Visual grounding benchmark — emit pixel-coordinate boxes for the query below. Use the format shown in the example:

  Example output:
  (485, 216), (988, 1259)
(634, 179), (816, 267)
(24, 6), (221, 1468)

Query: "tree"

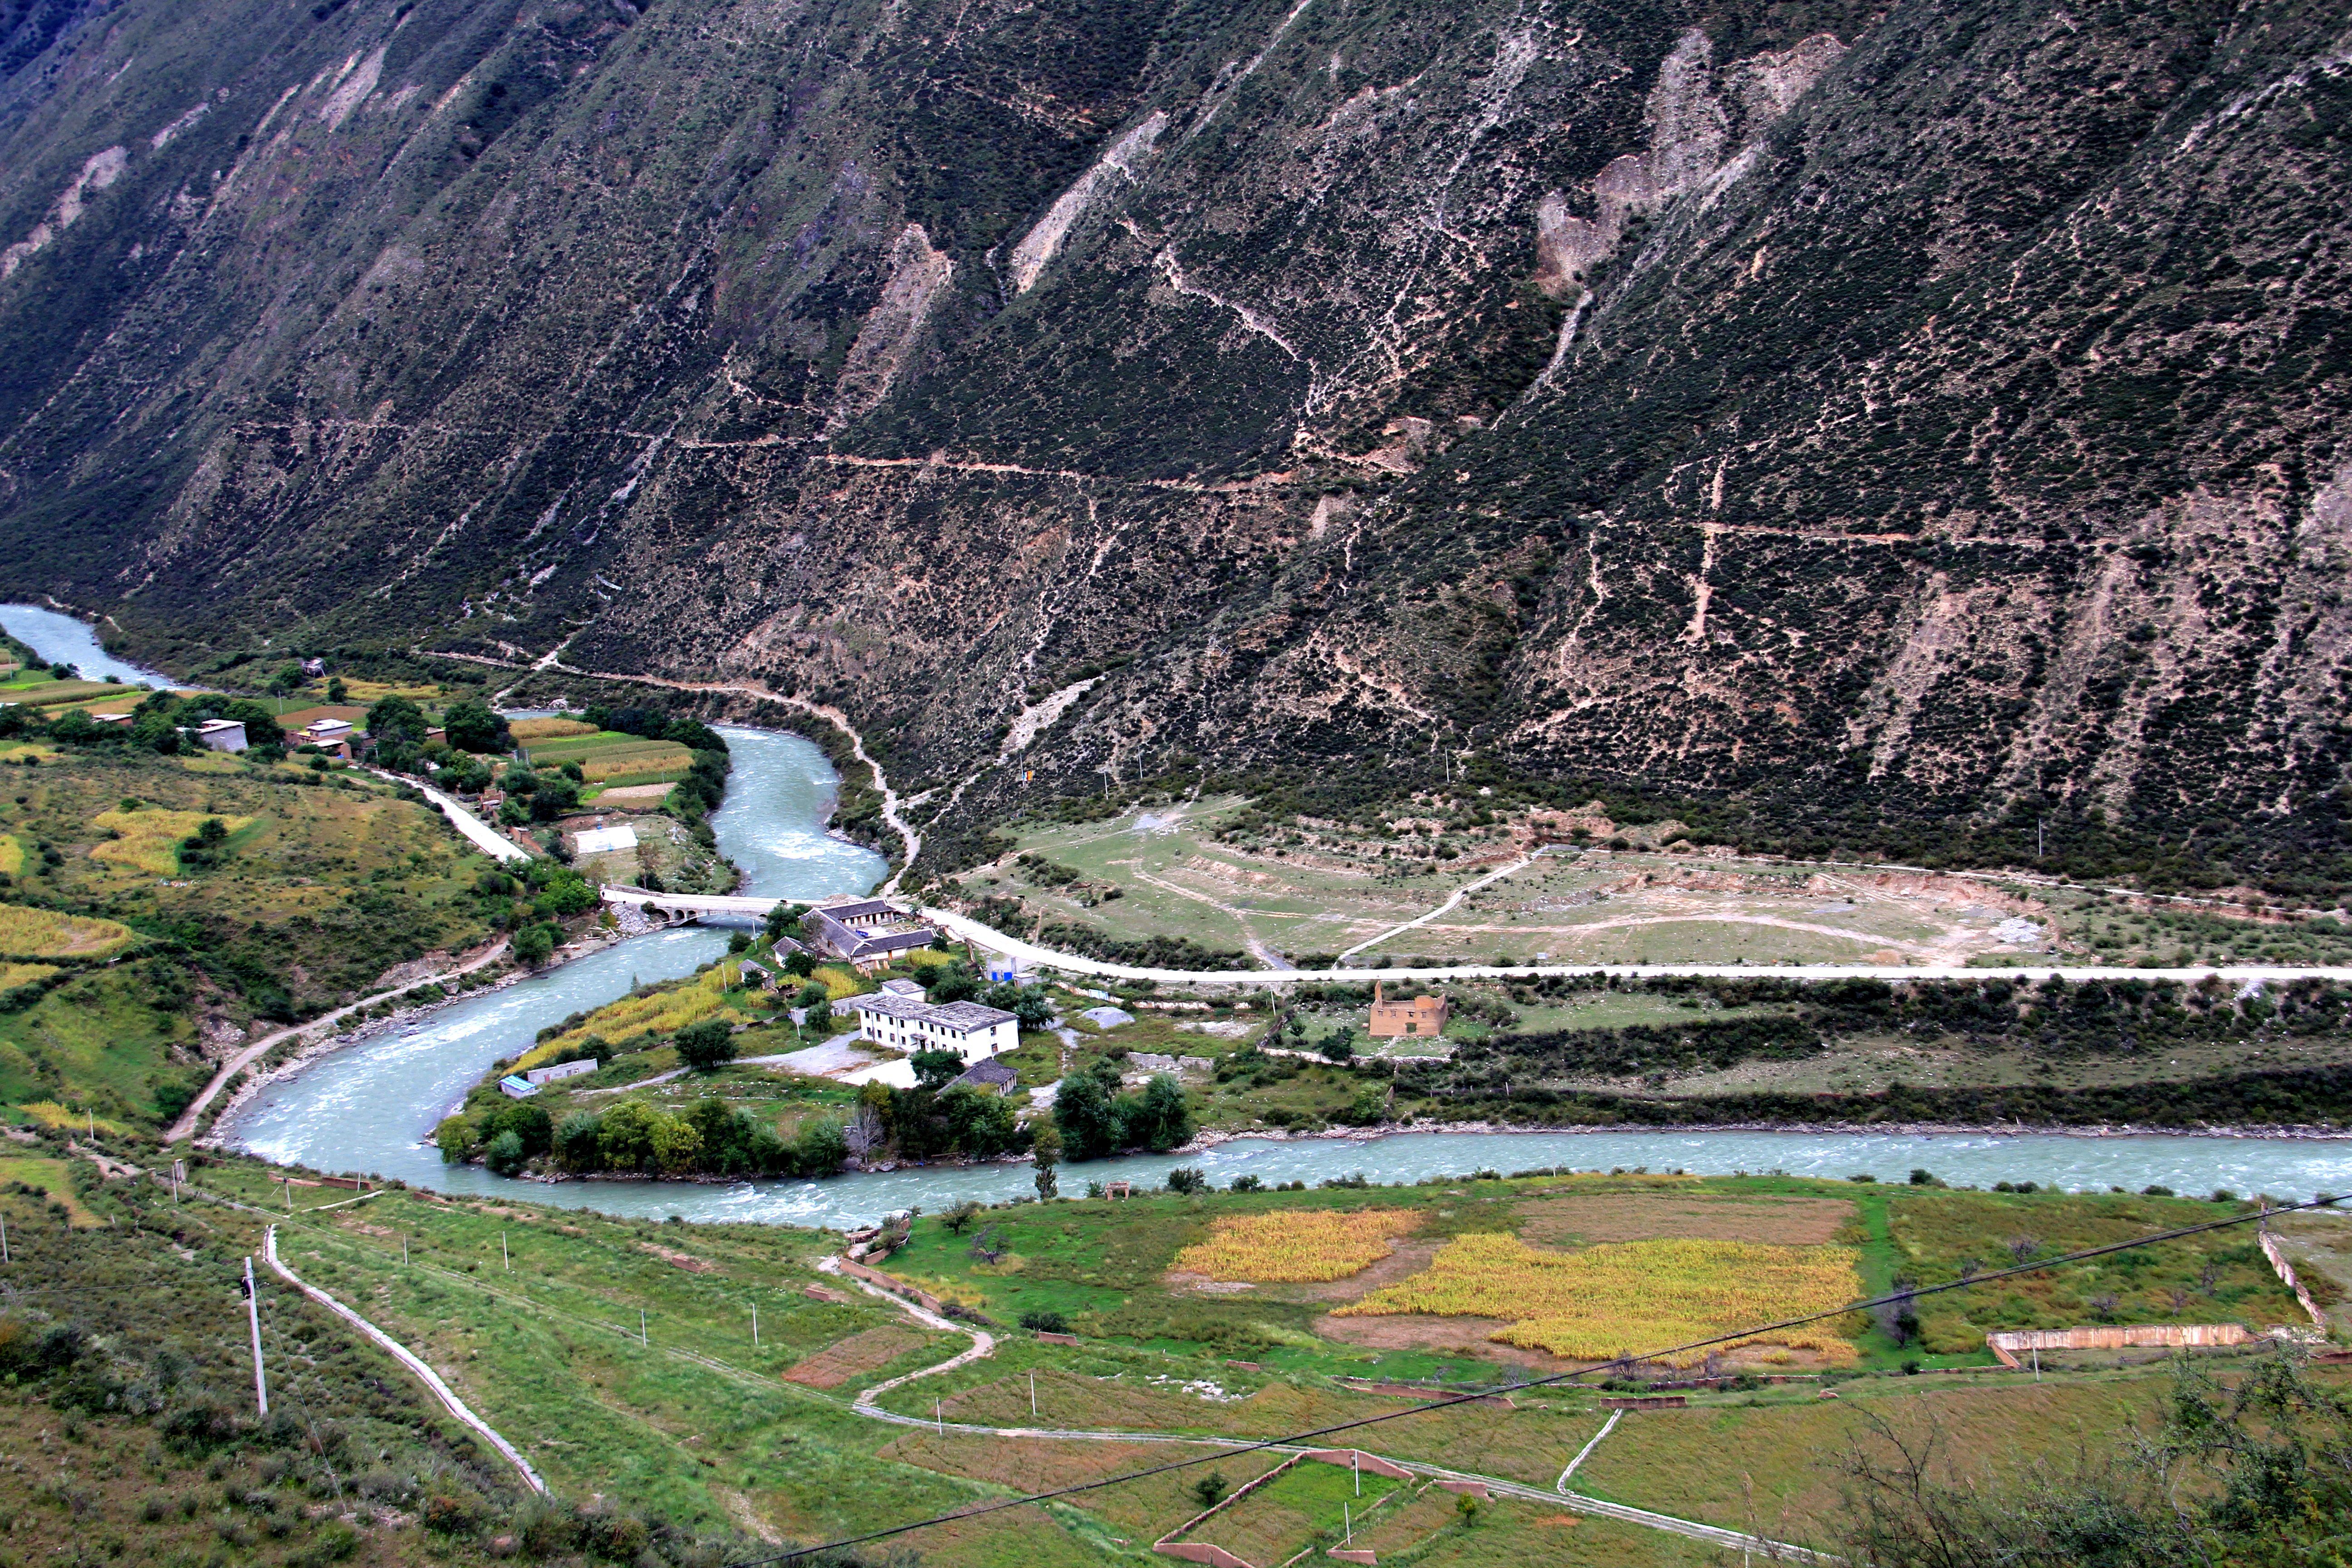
(1166, 1165), (1207, 1194)
(326, 677), (347, 704)
(366, 695), (429, 746)
(1054, 1066), (1125, 1160)
(598, 1100), (660, 1171)
(926, 963), (980, 1003)
(441, 700), (510, 754)
(984, 981), (1054, 1031)
(912, 1049), (965, 1090)
(220, 700), (284, 748)
(1031, 1121), (1061, 1200)
(794, 1117), (848, 1175)
(649, 1115), (701, 1175)
(1320, 1028), (1356, 1064)
(510, 923), (556, 967)
(1192, 1472), (1228, 1509)
(529, 776), (581, 821)
(484, 1130), (528, 1176)
(49, 710), (100, 744)
(764, 903), (808, 943)
(1134, 1073), (1194, 1152)
(674, 1018), (736, 1072)
(554, 1112), (603, 1171)
(793, 982), (832, 1019)
(1019, 1309), (1069, 1334)
(943, 1085), (1025, 1157)
(784, 949), (817, 978)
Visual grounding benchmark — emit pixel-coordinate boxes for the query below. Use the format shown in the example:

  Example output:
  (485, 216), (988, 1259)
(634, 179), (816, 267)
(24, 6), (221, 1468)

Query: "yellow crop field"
(1335, 1234), (1862, 1367)
(0, 903), (135, 958)
(813, 963), (867, 1000)
(510, 717), (599, 740)
(515, 959), (755, 1072)
(0, 835), (20, 875)
(581, 747), (693, 782)
(0, 962), (59, 990)
(90, 807), (255, 874)
(1174, 1209), (1421, 1282)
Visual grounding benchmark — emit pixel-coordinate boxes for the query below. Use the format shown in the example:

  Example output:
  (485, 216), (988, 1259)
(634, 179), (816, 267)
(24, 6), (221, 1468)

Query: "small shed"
(950, 1057), (1020, 1096)
(983, 954), (1022, 985)
(498, 1075), (539, 1099)
(195, 719), (247, 753)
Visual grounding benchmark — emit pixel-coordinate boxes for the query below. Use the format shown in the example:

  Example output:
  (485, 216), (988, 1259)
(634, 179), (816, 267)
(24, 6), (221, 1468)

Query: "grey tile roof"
(844, 994), (1015, 1033)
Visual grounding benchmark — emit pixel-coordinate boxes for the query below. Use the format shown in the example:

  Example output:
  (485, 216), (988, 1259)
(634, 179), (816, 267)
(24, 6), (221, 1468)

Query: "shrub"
(1019, 1310), (1069, 1334)
(673, 1018), (736, 1072)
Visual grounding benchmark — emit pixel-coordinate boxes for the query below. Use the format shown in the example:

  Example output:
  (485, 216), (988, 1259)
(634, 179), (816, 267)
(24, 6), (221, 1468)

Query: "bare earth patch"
(1512, 1193), (1855, 1247)
(1311, 1311), (1575, 1370)
(1292, 1238), (1441, 1303)
(780, 1326), (929, 1388)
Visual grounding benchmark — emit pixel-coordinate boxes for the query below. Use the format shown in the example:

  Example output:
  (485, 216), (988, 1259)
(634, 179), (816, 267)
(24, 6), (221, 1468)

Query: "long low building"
(802, 902), (940, 973)
(843, 980), (1017, 1062)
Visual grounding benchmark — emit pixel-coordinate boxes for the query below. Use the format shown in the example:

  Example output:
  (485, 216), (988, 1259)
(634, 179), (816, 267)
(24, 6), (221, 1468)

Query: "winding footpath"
(167, 939), (510, 1143)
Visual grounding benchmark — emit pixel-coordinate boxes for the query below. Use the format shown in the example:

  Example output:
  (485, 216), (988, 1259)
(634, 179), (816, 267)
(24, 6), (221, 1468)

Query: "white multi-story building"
(843, 978), (1018, 1063)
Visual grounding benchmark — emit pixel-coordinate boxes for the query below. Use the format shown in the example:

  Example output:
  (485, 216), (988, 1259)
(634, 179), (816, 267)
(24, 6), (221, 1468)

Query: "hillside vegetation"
(0, 0), (2338, 896)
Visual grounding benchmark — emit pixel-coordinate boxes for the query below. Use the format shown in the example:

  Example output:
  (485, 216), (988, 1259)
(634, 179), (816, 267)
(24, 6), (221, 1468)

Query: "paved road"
(167, 939), (510, 1142)
(377, 770), (533, 864)
(599, 885), (2352, 988)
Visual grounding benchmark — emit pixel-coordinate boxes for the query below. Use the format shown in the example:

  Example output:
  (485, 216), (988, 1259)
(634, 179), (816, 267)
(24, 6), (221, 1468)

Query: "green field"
(0, 745), (505, 1128)
(5, 1136), (2346, 1568)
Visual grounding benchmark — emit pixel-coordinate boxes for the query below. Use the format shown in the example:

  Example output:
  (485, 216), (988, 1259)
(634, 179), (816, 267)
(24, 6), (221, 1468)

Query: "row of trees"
(437, 1094), (852, 1179)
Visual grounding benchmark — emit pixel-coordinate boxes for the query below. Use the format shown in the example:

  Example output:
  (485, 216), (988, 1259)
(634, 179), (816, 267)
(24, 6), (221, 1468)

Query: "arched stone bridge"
(601, 885), (783, 925)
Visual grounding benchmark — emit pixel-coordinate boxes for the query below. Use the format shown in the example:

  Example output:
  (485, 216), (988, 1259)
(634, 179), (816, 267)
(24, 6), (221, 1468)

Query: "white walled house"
(843, 990), (1018, 1063)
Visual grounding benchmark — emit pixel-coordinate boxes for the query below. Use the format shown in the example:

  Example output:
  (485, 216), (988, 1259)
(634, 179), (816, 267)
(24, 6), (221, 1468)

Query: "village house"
(194, 718), (247, 753)
(843, 977), (1018, 1062)
(1367, 982), (1450, 1040)
(801, 899), (941, 974)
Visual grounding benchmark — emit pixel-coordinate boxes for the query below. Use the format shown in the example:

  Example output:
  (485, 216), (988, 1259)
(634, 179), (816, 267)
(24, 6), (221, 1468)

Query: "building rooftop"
(845, 993), (1014, 1032)
(951, 1058), (1020, 1091)
(573, 824), (639, 855)
(1080, 1005), (1135, 1029)
(820, 898), (902, 921)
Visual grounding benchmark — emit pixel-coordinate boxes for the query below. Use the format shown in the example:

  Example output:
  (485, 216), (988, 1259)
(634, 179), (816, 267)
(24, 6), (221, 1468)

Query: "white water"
(214, 715), (2352, 1229)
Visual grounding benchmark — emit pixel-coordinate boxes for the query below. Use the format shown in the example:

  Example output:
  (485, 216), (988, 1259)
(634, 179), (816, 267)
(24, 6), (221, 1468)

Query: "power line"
(731, 1192), (2348, 1566)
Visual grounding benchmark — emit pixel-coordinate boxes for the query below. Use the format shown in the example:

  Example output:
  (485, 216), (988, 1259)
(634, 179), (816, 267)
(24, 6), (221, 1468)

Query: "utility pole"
(640, 1308), (647, 1347)
(1029, 1370), (1037, 1418)
(751, 1305), (759, 1348)
(2037, 818), (2044, 860)
(1, 1210), (9, 1264)
(244, 1257), (269, 1416)
(501, 1231), (510, 1271)
(402, 1235), (409, 1265)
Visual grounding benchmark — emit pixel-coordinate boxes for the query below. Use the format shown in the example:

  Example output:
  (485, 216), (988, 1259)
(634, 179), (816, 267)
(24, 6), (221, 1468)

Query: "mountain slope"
(0, 0), (2345, 887)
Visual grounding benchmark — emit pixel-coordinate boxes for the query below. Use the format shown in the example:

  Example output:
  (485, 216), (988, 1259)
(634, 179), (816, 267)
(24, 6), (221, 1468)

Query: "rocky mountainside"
(0, 0), (2346, 887)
